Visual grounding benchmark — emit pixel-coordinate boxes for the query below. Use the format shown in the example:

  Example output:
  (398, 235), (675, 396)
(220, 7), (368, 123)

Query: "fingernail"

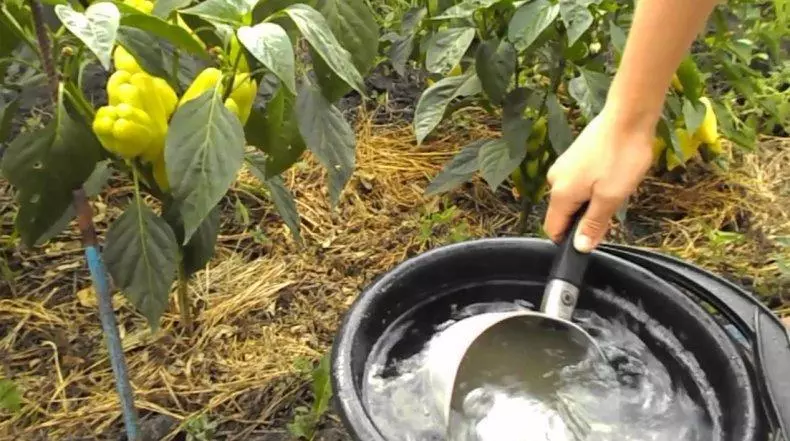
(574, 234), (594, 253)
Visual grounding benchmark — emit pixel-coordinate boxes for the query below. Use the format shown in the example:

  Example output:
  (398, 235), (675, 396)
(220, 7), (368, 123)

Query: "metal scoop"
(424, 205), (607, 437)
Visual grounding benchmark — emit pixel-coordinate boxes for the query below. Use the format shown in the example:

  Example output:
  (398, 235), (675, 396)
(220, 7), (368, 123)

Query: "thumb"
(573, 194), (620, 253)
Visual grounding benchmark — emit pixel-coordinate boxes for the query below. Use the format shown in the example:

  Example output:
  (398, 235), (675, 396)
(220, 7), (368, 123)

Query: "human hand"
(543, 107), (655, 253)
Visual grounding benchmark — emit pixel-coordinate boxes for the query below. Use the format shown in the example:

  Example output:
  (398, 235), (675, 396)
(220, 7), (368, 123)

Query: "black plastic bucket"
(331, 238), (790, 440)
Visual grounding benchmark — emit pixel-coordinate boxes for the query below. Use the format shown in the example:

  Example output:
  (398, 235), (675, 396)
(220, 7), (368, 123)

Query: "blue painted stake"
(73, 188), (140, 441)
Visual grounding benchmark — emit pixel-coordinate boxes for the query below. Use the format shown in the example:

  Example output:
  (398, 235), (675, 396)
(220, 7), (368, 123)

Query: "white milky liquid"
(363, 300), (713, 441)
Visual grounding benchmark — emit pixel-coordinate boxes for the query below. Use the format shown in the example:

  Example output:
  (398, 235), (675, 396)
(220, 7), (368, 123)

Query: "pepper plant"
(381, 0), (783, 224)
(0, 0), (379, 330)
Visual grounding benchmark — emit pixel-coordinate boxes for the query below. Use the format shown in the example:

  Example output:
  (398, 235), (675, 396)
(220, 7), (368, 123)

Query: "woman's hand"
(543, 107), (655, 252)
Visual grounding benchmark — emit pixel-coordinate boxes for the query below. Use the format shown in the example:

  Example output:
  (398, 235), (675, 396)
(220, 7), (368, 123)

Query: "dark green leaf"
(54, 2), (120, 70)
(425, 27), (476, 74)
(153, 0), (193, 18)
(400, 6), (426, 34)
(120, 13), (206, 57)
(283, 4), (366, 97)
(608, 20), (626, 55)
(425, 140), (485, 196)
(475, 39), (516, 105)
(414, 69), (481, 144)
(104, 199), (178, 330)
(182, 205), (220, 276)
(180, 0), (253, 24)
(546, 93), (573, 154)
(502, 88), (533, 157)
(559, 0), (593, 46)
(246, 154), (303, 243)
(311, 353), (333, 416)
(0, 379), (22, 413)
(0, 98), (19, 144)
(237, 23), (296, 94)
(389, 34), (416, 77)
(507, 0), (560, 52)
(37, 161), (112, 246)
(247, 87), (306, 177)
(675, 56), (703, 102)
(1, 90), (102, 248)
(295, 82), (356, 206)
(433, 0), (502, 19)
(116, 26), (170, 80)
(712, 101), (756, 150)
(682, 98), (705, 135)
(478, 138), (523, 191)
(568, 67), (610, 120)
(313, 0), (379, 102)
(165, 88), (245, 244)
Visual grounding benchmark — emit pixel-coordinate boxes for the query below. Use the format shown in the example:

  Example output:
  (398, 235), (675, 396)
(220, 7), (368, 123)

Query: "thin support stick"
(73, 188), (141, 441)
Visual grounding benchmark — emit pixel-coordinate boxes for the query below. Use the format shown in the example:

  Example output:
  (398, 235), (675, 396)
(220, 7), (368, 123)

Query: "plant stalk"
(73, 189), (141, 441)
(177, 265), (192, 330)
(27, 0), (59, 102)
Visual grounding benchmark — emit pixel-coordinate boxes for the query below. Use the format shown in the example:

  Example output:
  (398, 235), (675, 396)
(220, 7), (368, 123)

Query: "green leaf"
(413, 69), (481, 144)
(37, 161), (112, 246)
(608, 20), (626, 55)
(507, 0), (560, 52)
(1, 89), (101, 248)
(559, 0), (593, 46)
(295, 82), (356, 206)
(152, 0), (193, 18)
(401, 6), (427, 34)
(247, 153), (303, 243)
(568, 67), (610, 120)
(237, 23), (296, 94)
(682, 98), (706, 135)
(247, 87), (306, 178)
(165, 88), (245, 244)
(546, 92), (573, 155)
(433, 0), (502, 19)
(54, 2), (120, 70)
(0, 379), (22, 413)
(120, 13), (206, 57)
(180, 0), (253, 24)
(283, 3), (366, 97)
(425, 140), (484, 196)
(0, 97), (19, 144)
(656, 116), (683, 161)
(425, 27), (476, 74)
(475, 38), (516, 105)
(182, 205), (220, 276)
(312, 0), (379, 101)
(675, 56), (703, 102)
(116, 26), (171, 80)
(478, 138), (523, 191)
(311, 353), (333, 417)
(389, 34), (416, 77)
(104, 199), (178, 330)
(502, 88), (533, 157)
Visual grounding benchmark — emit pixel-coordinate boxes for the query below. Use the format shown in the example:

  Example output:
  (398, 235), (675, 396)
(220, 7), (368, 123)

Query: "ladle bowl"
(331, 238), (765, 441)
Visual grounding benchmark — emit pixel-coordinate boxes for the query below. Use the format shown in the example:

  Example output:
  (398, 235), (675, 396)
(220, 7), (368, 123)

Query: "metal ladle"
(425, 205), (607, 439)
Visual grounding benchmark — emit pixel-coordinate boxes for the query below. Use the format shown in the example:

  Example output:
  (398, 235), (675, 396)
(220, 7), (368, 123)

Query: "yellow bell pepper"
(696, 97), (718, 145)
(229, 35), (249, 73)
(92, 104), (157, 159)
(124, 0), (153, 13)
(152, 152), (169, 192)
(671, 74), (683, 93)
(178, 68), (258, 125)
(526, 117), (547, 154)
(666, 128), (702, 171)
(113, 46), (143, 75)
(652, 137), (666, 165)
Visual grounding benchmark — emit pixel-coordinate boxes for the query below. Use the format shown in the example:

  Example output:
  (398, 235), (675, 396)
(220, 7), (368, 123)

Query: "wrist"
(600, 98), (662, 137)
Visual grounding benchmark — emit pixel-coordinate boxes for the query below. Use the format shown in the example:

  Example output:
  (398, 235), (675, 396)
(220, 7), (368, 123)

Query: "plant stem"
(73, 188), (141, 441)
(28, 0), (59, 102)
(177, 264), (192, 330)
(0, 5), (38, 53)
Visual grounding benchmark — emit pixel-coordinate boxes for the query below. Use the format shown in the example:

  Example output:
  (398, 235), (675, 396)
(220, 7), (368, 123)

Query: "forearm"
(605, 0), (720, 130)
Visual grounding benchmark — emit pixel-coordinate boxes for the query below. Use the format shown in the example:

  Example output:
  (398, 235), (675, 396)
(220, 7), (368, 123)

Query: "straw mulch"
(1, 106), (788, 440)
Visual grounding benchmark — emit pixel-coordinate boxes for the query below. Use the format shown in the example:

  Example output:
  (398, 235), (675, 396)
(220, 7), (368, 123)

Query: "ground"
(1, 95), (789, 439)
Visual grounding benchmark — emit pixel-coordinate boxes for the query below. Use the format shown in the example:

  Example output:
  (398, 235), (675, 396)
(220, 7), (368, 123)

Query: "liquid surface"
(363, 299), (713, 441)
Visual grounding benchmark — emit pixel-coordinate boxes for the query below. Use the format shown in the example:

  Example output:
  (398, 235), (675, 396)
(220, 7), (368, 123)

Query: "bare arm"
(543, 0), (720, 252)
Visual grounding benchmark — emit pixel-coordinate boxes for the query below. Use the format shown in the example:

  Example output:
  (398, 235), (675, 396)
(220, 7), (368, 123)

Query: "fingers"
(573, 192), (622, 253)
(543, 182), (589, 244)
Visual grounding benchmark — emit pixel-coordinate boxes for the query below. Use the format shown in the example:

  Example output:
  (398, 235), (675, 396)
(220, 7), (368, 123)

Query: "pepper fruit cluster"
(178, 67), (257, 125)
(510, 117), (551, 203)
(651, 96), (723, 171)
(92, 46), (177, 191)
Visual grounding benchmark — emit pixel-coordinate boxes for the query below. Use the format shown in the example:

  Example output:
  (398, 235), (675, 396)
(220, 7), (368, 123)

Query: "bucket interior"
(333, 238), (760, 441)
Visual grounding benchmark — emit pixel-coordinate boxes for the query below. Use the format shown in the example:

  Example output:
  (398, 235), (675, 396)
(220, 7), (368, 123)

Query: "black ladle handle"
(548, 202), (591, 288)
